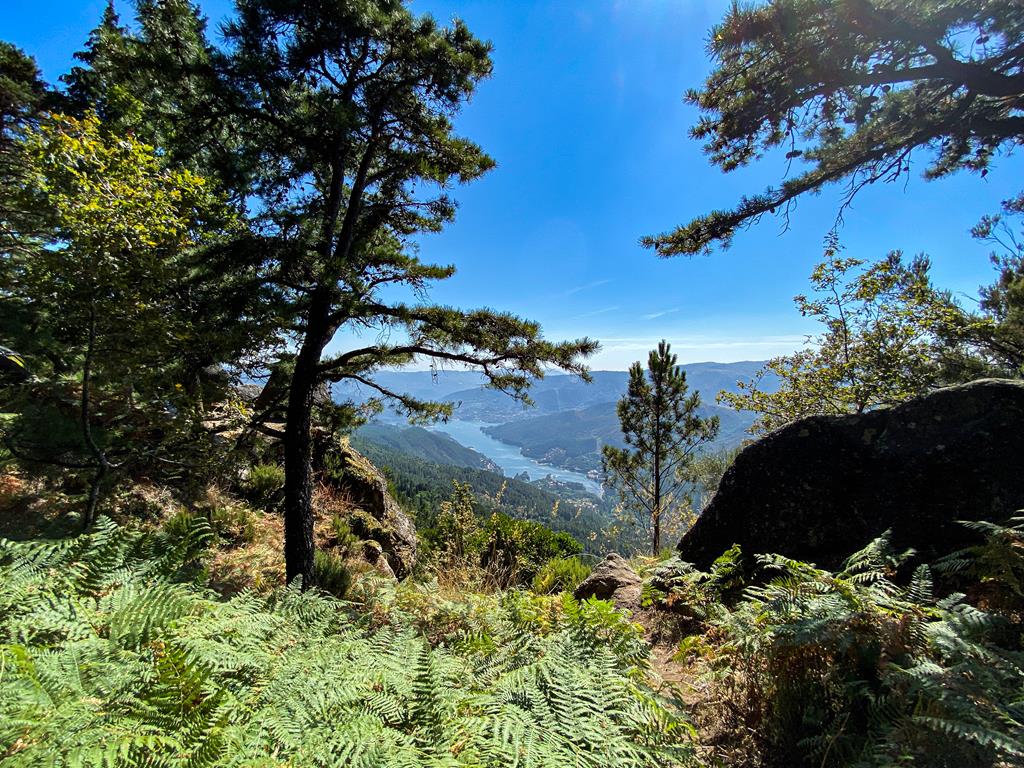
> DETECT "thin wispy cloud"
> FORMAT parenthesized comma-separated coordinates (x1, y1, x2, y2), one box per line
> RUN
(565, 279, 611, 296)
(575, 305, 621, 319)
(642, 307, 679, 320)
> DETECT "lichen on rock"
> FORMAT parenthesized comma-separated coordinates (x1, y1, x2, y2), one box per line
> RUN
(316, 435, 417, 579)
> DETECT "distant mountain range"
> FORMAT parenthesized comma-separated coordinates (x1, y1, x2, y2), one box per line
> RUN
(335, 362, 769, 421)
(482, 400, 754, 473)
(337, 361, 776, 476)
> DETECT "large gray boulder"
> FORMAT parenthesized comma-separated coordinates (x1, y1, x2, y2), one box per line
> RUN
(678, 378, 1024, 571)
(574, 553, 642, 611)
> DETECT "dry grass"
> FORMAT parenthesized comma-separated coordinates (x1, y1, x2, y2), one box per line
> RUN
(204, 481, 374, 596)
(0, 470, 80, 539)
(206, 510, 287, 595)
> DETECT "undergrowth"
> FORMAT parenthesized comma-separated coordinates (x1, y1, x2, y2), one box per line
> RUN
(0, 517, 698, 767)
(676, 528, 1024, 768)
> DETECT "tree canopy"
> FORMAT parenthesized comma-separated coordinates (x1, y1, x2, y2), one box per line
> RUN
(99, 0, 598, 585)
(4, 112, 242, 522)
(645, 0, 1024, 256)
(720, 240, 962, 433)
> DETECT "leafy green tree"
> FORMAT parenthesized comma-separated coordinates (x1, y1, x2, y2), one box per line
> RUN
(603, 341, 719, 555)
(176, 0, 596, 586)
(720, 240, 961, 433)
(645, 0, 1024, 256)
(6, 112, 236, 523)
(435, 480, 480, 564)
(937, 193, 1024, 379)
(58, 2, 281, 398)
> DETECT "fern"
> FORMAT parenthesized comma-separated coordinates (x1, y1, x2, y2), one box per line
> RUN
(0, 519, 698, 767)
(700, 526, 1024, 767)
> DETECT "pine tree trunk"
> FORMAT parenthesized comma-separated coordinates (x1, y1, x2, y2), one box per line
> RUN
(283, 367, 316, 588)
(652, 372, 662, 557)
(282, 292, 333, 587)
(81, 303, 109, 530)
(652, 451, 661, 556)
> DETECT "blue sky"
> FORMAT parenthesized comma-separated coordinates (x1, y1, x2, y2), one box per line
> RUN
(7, 0, 1023, 368)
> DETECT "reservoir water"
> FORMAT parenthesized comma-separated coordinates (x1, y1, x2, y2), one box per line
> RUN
(429, 419, 603, 496)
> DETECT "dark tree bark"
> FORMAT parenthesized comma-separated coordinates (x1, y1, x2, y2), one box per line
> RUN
(81, 303, 110, 530)
(282, 290, 334, 588)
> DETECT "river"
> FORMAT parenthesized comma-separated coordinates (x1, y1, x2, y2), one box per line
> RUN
(428, 419, 603, 496)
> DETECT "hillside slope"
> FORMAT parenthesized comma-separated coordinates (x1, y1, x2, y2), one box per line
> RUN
(483, 400, 754, 473)
(354, 423, 500, 471)
(349, 434, 611, 547)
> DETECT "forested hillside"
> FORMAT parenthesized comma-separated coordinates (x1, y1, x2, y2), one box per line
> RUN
(343, 364, 768, 474)
(350, 433, 611, 547)
(354, 423, 500, 471)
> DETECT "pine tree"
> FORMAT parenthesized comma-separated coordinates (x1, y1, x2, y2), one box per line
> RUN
(602, 341, 719, 555)
(645, 0, 1024, 256)
(195, 0, 597, 586)
(62, 0, 246, 194)
(0, 42, 49, 358)
(58, 1, 288, 407)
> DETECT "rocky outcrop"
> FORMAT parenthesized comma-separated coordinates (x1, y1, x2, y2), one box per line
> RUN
(362, 540, 398, 581)
(678, 379, 1024, 571)
(319, 439, 417, 579)
(574, 553, 642, 611)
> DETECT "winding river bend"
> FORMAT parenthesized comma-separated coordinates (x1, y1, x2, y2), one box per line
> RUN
(429, 419, 603, 496)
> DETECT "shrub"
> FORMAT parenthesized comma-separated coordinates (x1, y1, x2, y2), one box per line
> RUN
(480, 511, 582, 589)
(327, 513, 360, 558)
(643, 545, 745, 619)
(208, 501, 258, 545)
(245, 463, 285, 508)
(532, 556, 591, 594)
(423, 483, 584, 590)
(698, 529, 1024, 768)
(314, 549, 351, 597)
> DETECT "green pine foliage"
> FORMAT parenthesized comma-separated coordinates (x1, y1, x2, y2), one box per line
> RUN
(0, 518, 698, 767)
(645, 0, 1024, 257)
(603, 340, 719, 555)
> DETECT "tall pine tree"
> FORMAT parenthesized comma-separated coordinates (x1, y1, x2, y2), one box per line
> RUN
(199, 0, 597, 586)
(603, 341, 719, 555)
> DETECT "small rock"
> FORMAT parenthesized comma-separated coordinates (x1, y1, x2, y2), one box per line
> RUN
(574, 553, 642, 612)
(362, 541, 397, 581)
